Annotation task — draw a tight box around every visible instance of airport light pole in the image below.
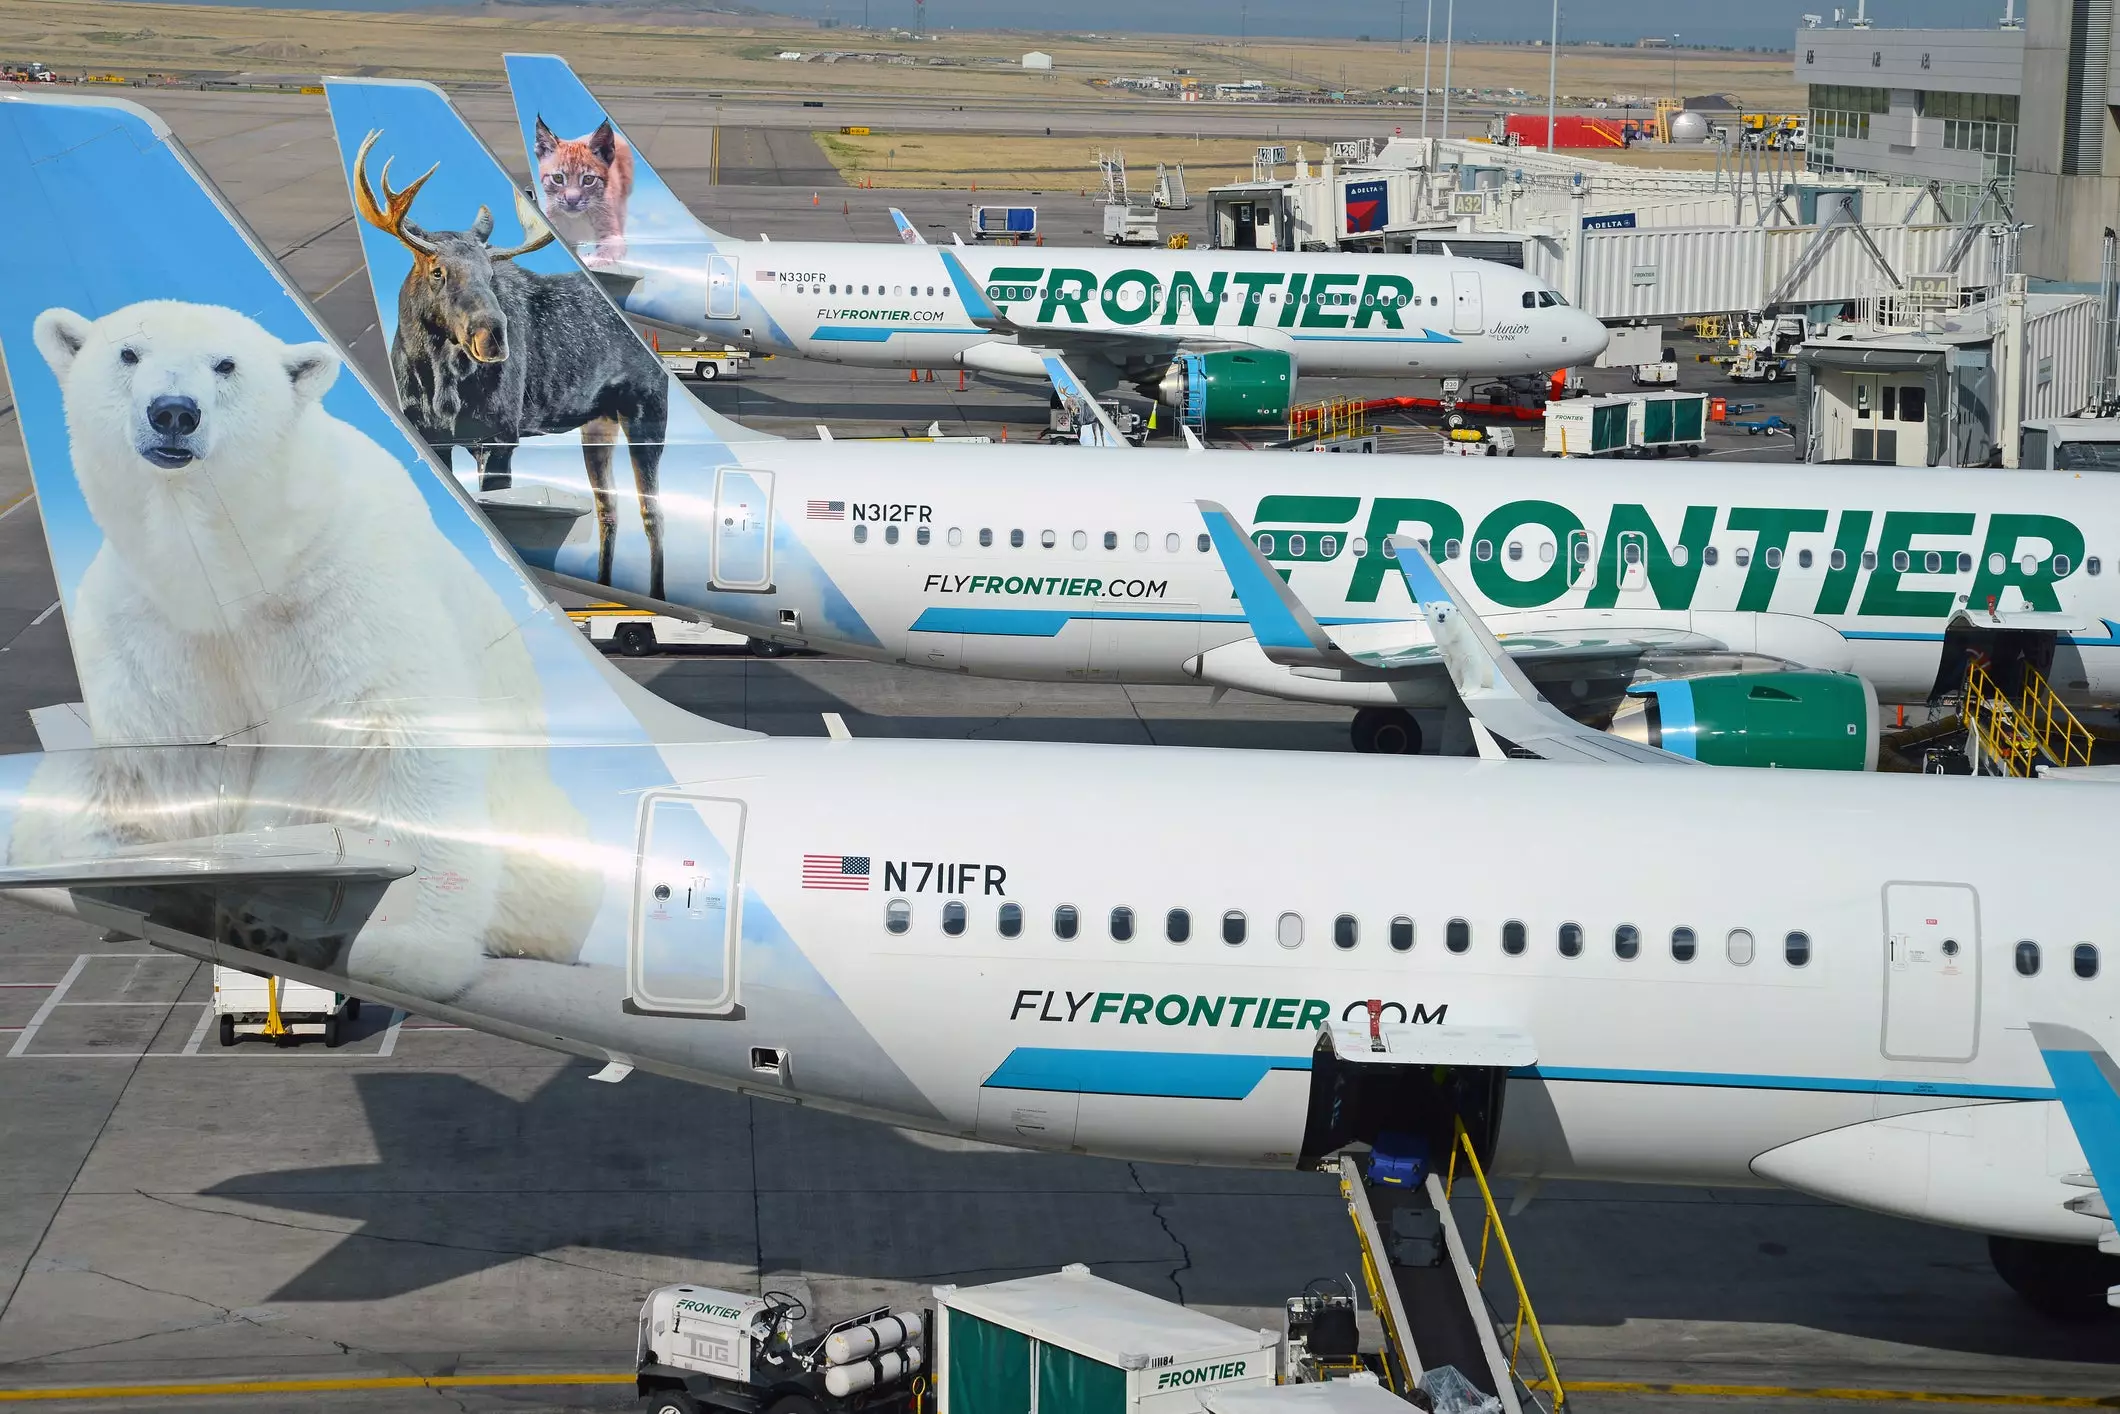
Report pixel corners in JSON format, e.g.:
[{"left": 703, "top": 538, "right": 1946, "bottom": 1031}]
[
  {"left": 1420, "top": 0, "right": 1434, "bottom": 140},
  {"left": 1545, "top": 0, "right": 1559, "bottom": 150},
  {"left": 1440, "top": 0, "right": 1455, "bottom": 143}
]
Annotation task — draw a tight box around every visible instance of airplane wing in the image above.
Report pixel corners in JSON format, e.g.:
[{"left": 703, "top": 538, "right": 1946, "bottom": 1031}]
[
  {"left": 0, "top": 825, "right": 416, "bottom": 891},
  {"left": 2029, "top": 1024, "right": 2120, "bottom": 1256},
  {"left": 1389, "top": 538, "right": 1695, "bottom": 766},
  {"left": 937, "top": 249, "right": 1253, "bottom": 374},
  {"left": 889, "top": 208, "right": 926, "bottom": 245}
]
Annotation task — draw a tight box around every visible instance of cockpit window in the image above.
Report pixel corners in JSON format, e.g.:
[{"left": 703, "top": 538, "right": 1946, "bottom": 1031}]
[
  {"left": 1522, "top": 291, "right": 1537, "bottom": 309},
  {"left": 1537, "top": 290, "right": 1560, "bottom": 307}
]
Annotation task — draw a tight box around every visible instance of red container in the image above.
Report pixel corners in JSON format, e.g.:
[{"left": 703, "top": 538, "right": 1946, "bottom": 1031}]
[{"left": 1505, "top": 114, "right": 1627, "bottom": 149}]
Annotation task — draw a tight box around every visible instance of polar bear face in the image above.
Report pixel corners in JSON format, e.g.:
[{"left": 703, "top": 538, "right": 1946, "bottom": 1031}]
[{"left": 34, "top": 300, "right": 340, "bottom": 485}]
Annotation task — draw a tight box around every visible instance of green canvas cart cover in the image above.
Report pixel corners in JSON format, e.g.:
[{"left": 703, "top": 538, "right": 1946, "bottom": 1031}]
[
  {"left": 1642, "top": 397, "right": 1674, "bottom": 444},
  {"left": 1037, "top": 1340, "right": 1128, "bottom": 1414},
  {"left": 1674, "top": 396, "right": 1704, "bottom": 440},
  {"left": 949, "top": 1310, "right": 1032, "bottom": 1414},
  {"left": 1592, "top": 401, "right": 1627, "bottom": 450}
]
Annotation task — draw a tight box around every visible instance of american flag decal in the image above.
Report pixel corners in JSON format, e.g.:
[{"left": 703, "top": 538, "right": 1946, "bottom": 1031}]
[
  {"left": 803, "top": 854, "right": 871, "bottom": 890},
  {"left": 756, "top": 270, "right": 777, "bottom": 280},
  {"left": 808, "top": 500, "right": 846, "bottom": 520}
]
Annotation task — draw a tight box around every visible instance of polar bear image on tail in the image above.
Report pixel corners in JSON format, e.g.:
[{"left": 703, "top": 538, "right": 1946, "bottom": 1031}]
[{"left": 13, "top": 298, "right": 602, "bottom": 1000}]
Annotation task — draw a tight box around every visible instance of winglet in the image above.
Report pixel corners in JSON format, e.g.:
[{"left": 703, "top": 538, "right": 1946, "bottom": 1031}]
[
  {"left": 1389, "top": 539, "right": 1690, "bottom": 766},
  {"left": 890, "top": 207, "right": 926, "bottom": 245},
  {"left": 939, "top": 248, "right": 1005, "bottom": 327},
  {"left": 1196, "top": 502, "right": 1357, "bottom": 669},
  {"left": 2030, "top": 1023, "right": 2120, "bottom": 1260},
  {"left": 1041, "top": 353, "right": 1130, "bottom": 448}
]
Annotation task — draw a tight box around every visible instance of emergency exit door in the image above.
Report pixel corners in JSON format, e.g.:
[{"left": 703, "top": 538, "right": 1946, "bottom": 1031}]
[
  {"left": 707, "top": 255, "right": 740, "bottom": 320},
  {"left": 630, "top": 793, "right": 746, "bottom": 1016},
  {"left": 712, "top": 468, "right": 774, "bottom": 591},
  {"left": 1451, "top": 270, "right": 1485, "bottom": 334},
  {"left": 1881, "top": 882, "right": 1980, "bottom": 1062}
]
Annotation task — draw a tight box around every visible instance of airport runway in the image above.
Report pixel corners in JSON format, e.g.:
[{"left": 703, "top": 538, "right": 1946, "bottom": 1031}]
[{"left": 0, "top": 86, "right": 1937, "bottom": 1412}]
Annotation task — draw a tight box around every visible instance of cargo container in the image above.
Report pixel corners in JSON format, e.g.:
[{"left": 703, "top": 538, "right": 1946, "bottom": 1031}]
[
  {"left": 935, "top": 1266, "right": 1277, "bottom": 1414},
  {"left": 973, "top": 206, "right": 1038, "bottom": 239},
  {"left": 1543, "top": 394, "right": 1632, "bottom": 456},
  {"left": 1631, "top": 391, "right": 1709, "bottom": 454}
]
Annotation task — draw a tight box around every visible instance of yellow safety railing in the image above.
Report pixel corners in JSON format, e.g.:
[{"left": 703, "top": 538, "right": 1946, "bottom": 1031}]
[
  {"left": 1444, "top": 1120, "right": 1565, "bottom": 1411},
  {"left": 1334, "top": 1164, "right": 1416, "bottom": 1396},
  {"left": 1288, "top": 396, "right": 1369, "bottom": 444},
  {"left": 1963, "top": 658, "right": 2095, "bottom": 777}
]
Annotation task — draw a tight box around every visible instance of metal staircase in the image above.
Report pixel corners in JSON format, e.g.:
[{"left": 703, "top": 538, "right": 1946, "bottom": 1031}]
[{"left": 1962, "top": 657, "right": 2096, "bottom": 777}]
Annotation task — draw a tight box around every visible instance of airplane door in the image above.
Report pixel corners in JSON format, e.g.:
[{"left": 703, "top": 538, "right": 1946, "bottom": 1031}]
[
  {"left": 1566, "top": 528, "right": 1595, "bottom": 588},
  {"left": 1881, "top": 882, "right": 1980, "bottom": 1062},
  {"left": 630, "top": 793, "right": 745, "bottom": 1017},
  {"left": 1451, "top": 270, "right": 1484, "bottom": 334},
  {"left": 713, "top": 468, "right": 774, "bottom": 591},
  {"left": 707, "top": 255, "right": 741, "bottom": 321}
]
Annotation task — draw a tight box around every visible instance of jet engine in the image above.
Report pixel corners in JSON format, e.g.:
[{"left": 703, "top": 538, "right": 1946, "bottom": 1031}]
[
  {"left": 1145, "top": 350, "right": 1294, "bottom": 425},
  {"left": 1608, "top": 671, "right": 1880, "bottom": 771}
]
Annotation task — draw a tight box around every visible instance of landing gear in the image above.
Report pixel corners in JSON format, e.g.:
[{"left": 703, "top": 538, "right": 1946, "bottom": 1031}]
[
  {"left": 1351, "top": 707, "right": 1422, "bottom": 755},
  {"left": 1989, "top": 1235, "right": 2120, "bottom": 1319}
]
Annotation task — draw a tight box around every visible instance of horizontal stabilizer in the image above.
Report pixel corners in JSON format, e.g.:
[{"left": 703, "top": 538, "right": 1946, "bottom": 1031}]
[
  {"left": 1196, "top": 501, "right": 1360, "bottom": 670},
  {"left": 1390, "top": 539, "right": 1691, "bottom": 766},
  {"left": 0, "top": 826, "right": 415, "bottom": 891}
]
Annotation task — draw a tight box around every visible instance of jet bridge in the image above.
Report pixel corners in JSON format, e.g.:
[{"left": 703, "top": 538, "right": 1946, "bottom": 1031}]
[{"left": 1297, "top": 1018, "right": 1562, "bottom": 1410}]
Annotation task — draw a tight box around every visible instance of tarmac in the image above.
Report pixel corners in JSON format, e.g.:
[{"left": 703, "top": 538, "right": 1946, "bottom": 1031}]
[{"left": 0, "top": 87, "right": 2079, "bottom": 1414}]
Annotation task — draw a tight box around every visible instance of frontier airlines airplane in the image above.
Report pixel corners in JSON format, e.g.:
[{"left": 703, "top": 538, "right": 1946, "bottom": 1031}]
[
  {"left": 329, "top": 78, "right": 2120, "bottom": 767},
  {"left": 5, "top": 91, "right": 2120, "bottom": 1318},
  {"left": 499, "top": 54, "right": 1608, "bottom": 421}
]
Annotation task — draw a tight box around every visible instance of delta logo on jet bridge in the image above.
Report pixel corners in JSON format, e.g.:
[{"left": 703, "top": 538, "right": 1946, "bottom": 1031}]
[
  {"left": 1253, "top": 496, "right": 2089, "bottom": 615},
  {"left": 980, "top": 265, "right": 1436, "bottom": 332}
]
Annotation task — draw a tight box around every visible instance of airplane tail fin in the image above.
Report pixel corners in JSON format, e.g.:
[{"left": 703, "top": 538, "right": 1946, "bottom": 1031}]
[
  {"left": 504, "top": 54, "right": 735, "bottom": 248},
  {"left": 0, "top": 90, "right": 741, "bottom": 751}
]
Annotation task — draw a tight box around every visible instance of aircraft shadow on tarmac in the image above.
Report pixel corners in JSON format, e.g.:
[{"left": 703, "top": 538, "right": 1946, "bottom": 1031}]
[
  {"left": 198, "top": 1057, "right": 2120, "bottom": 1365},
  {"left": 686, "top": 380, "right": 1053, "bottom": 430}
]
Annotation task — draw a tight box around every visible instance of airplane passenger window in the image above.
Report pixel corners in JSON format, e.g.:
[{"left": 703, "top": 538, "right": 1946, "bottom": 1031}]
[
  {"left": 1893, "top": 551, "right": 1910, "bottom": 572},
  {"left": 2057, "top": 554, "right": 2073, "bottom": 574},
  {"left": 1136, "top": 533, "right": 1151, "bottom": 552},
  {"left": 1111, "top": 907, "right": 1136, "bottom": 942},
  {"left": 1924, "top": 551, "right": 1942, "bottom": 574},
  {"left": 1054, "top": 904, "right": 1078, "bottom": 939},
  {"left": 1557, "top": 923, "right": 1583, "bottom": 957},
  {"left": 829, "top": 284, "right": 838, "bottom": 294},
  {"left": 1830, "top": 549, "right": 1846, "bottom": 570},
  {"left": 2091, "top": 558, "right": 2103, "bottom": 576},
  {"left": 1353, "top": 537, "right": 1371, "bottom": 559},
  {"left": 1798, "top": 549, "right": 1812, "bottom": 569},
  {"left": 1447, "top": 918, "right": 1470, "bottom": 952},
  {"left": 1277, "top": 912, "right": 1304, "bottom": 949},
  {"left": 1042, "top": 530, "right": 1057, "bottom": 548},
  {"left": 854, "top": 524, "right": 868, "bottom": 544},
  {"left": 917, "top": 526, "right": 931, "bottom": 546},
  {"left": 929, "top": 287, "right": 937, "bottom": 296},
  {"left": 947, "top": 527, "right": 963, "bottom": 547},
  {"left": 1614, "top": 924, "right": 1640, "bottom": 959},
  {"left": 1011, "top": 529, "right": 1025, "bottom": 548},
  {"left": 1864, "top": 550, "right": 1879, "bottom": 570},
  {"left": 1784, "top": 931, "right": 1810, "bottom": 966},
  {"left": 1734, "top": 546, "right": 1751, "bottom": 568},
  {"left": 1671, "top": 926, "right": 1697, "bottom": 961},
  {"left": 885, "top": 898, "right": 911, "bottom": 935},
  {"left": 1502, "top": 921, "right": 1526, "bottom": 956},
  {"left": 1703, "top": 546, "right": 1718, "bottom": 566},
  {"left": 2015, "top": 941, "right": 2039, "bottom": 975},
  {"left": 1390, "top": 917, "right": 1415, "bottom": 952},
  {"left": 1445, "top": 539, "right": 1462, "bottom": 559},
  {"left": 1223, "top": 910, "right": 1247, "bottom": 945},
  {"left": 1167, "top": 909, "right": 1191, "bottom": 943},
  {"left": 999, "top": 902, "right": 1023, "bottom": 938},
  {"left": 2020, "top": 553, "right": 2039, "bottom": 575},
  {"left": 862, "top": 285, "right": 870, "bottom": 294},
  {"left": 1334, "top": 915, "right": 1358, "bottom": 950},
  {"left": 1165, "top": 533, "right": 1179, "bottom": 553},
  {"left": 1073, "top": 530, "right": 1089, "bottom": 551},
  {"left": 1475, "top": 540, "right": 1494, "bottom": 561},
  {"left": 1104, "top": 531, "right": 1118, "bottom": 550},
  {"left": 1726, "top": 928, "right": 1756, "bottom": 966},
  {"left": 1258, "top": 534, "right": 1276, "bottom": 556},
  {"left": 1507, "top": 541, "right": 1523, "bottom": 561},
  {"left": 1321, "top": 535, "right": 1339, "bottom": 558},
  {"left": 885, "top": 525, "right": 900, "bottom": 545},
  {"left": 1764, "top": 547, "right": 1781, "bottom": 569},
  {"left": 2075, "top": 943, "right": 2099, "bottom": 979},
  {"left": 1199, "top": 534, "right": 1212, "bottom": 552},
  {"left": 942, "top": 900, "right": 966, "bottom": 937}
]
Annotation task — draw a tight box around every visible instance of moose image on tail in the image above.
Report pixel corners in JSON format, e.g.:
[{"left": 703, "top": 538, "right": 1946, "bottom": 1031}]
[{"left": 353, "top": 130, "right": 668, "bottom": 598}]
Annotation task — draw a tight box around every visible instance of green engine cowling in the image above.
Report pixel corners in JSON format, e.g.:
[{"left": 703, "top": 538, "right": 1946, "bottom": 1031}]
[
  {"left": 1609, "top": 671, "right": 1880, "bottom": 771},
  {"left": 1148, "top": 350, "right": 1294, "bottom": 425}
]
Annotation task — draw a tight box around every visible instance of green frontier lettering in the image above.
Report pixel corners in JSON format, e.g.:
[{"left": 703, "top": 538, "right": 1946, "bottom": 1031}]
[
  {"left": 1470, "top": 500, "right": 1585, "bottom": 608},
  {"left": 1101, "top": 268, "right": 1159, "bottom": 327},
  {"left": 1859, "top": 510, "right": 1977, "bottom": 617},
  {"left": 1253, "top": 494, "right": 1362, "bottom": 567},
  {"left": 1277, "top": 273, "right": 1308, "bottom": 329},
  {"left": 1163, "top": 270, "right": 1230, "bottom": 328},
  {"left": 1231, "top": 271, "right": 1281, "bottom": 328},
  {"left": 1814, "top": 510, "right": 1873, "bottom": 616},
  {"left": 1355, "top": 274, "right": 1414, "bottom": 330},
  {"left": 1585, "top": 504, "right": 1715, "bottom": 609},
  {"left": 1301, "top": 272, "right": 1361, "bottom": 330},
  {"left": 1727, "top": 507, "right": 1829, "bottom": 612},
  {"left": 1970, "top": 513, "right": 2086, "bottom": 613},
  {"left": 1157, "top": 1362, "right": 1249, "bottom": 1390},
  {"left": 1347, "top": 497, "right": 1465, "bottom": 602},
  {"left": 988, "top": 265, "right": 1044, "bottom": 319},
  {"left": 1038, "top": 267, "right": 1096, "bottom": 325}
]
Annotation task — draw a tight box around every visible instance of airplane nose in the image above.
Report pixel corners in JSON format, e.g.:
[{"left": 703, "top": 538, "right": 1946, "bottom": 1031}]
[{"left": 1572, "top": 312, "right": 1610, "bottom": 359}]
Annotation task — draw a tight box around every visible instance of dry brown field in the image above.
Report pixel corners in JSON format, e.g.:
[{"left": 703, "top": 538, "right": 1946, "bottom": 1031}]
[
  {"left": 815, "top": 132, "right": 1300, "bottom": 190},
  {"left": 0, "top": 0, "right": 1801, "bottom": 111}
]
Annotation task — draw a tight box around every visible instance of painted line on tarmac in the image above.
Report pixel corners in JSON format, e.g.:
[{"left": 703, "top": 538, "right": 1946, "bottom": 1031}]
[
  {"left": 1572, "top": 1381, "right": 2120, "bottom": 1407},
  {"left": 0, "top": 492, "right": 34, "bottom": 521},
  {"left": 0, "top": 1372, "right": 634, "bottom": 1402}
]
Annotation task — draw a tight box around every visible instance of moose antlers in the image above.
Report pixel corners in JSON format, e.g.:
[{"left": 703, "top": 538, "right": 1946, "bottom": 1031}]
[
  {"left": 353, "top": 129, "right": 438, "bottom": 257},
  {"left": 485, "top": 191, "right": 557, "bottom": 263}
]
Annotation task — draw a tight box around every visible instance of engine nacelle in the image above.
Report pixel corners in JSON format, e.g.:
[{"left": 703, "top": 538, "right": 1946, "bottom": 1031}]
[
  {"left": 1147, "top": 350, "right": 1294, "bottom": 425},
  {"left": 1608, "top": 670, "right": 1880, "bottom": 770}
]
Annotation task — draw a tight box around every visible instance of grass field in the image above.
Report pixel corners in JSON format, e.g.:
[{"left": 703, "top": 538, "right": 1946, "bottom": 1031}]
[{"left": 0, "top": 0, "right": 1804, "bottom": 112}]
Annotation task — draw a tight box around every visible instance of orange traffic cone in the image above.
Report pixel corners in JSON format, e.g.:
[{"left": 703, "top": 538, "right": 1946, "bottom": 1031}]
[
  {"left": 1000, "top": 424, "right": 1007, "bottom": 441},
  {"left": 843, "top": 200, "right": 850, "bottom": 215},
  {"left": 812, "top": 192, "right": 819, "bottom": 206},
  {"left": 908, "top": 368, "right": 919, "bottom": 383}
]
